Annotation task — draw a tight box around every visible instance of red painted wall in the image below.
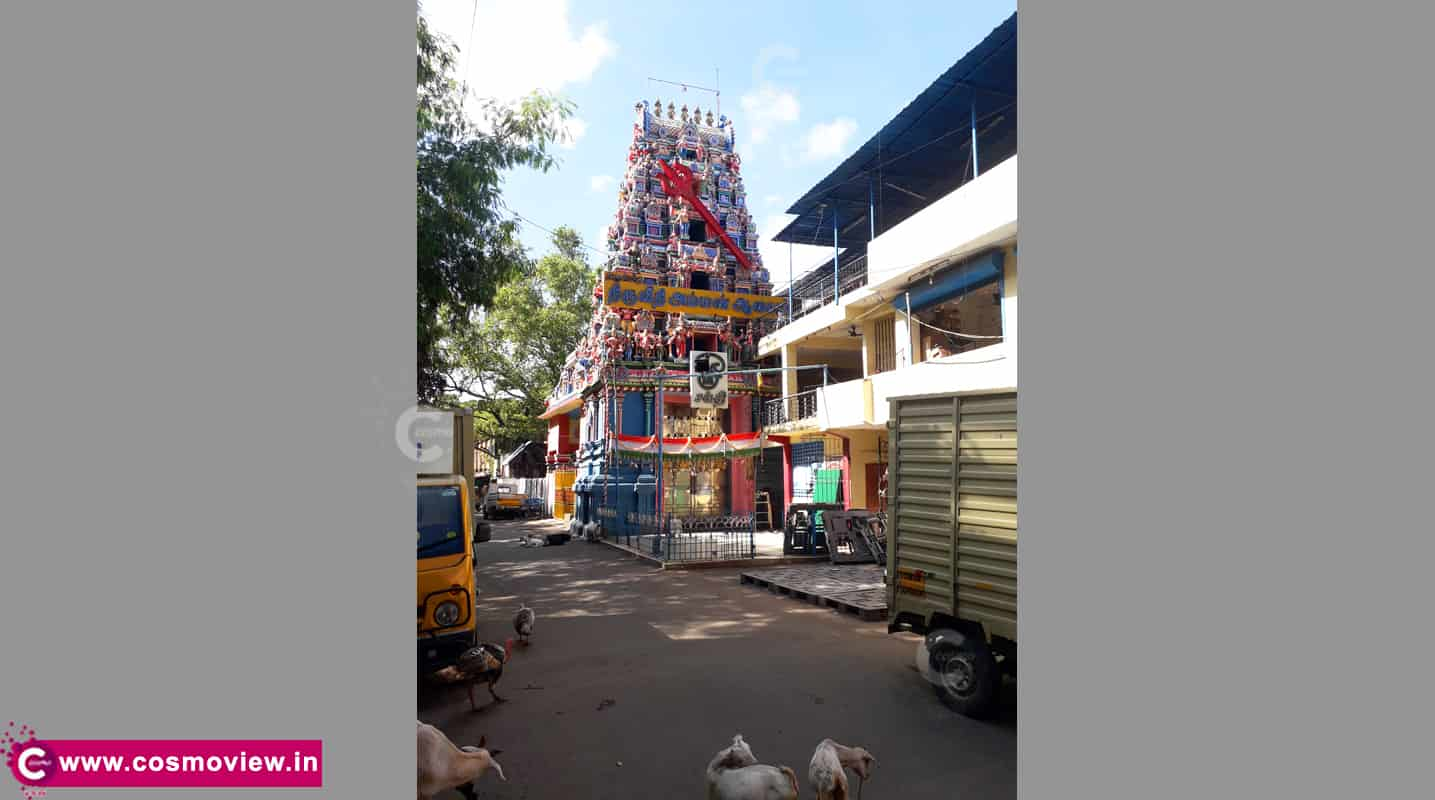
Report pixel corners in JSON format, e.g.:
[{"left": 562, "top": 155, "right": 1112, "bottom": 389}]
[
  {"left": 547, "top": 414, "right": 577, "bottom": 460},
  {"left": 728, "top": 394, "right": 753, "bottom": 513}
]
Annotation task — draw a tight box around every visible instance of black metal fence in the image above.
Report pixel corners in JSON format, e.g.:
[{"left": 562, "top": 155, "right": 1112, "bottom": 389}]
[
  {"left": 607, "top": 505, "right": 756, "bottom": 563},
  {"left": 664, "top": 512, "right": 756, "bottom": 561}
]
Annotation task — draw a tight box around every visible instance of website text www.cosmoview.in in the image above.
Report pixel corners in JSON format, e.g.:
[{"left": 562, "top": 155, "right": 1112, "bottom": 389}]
[{"left": 7, "top": 739, "right": 323, "bottom": 789}]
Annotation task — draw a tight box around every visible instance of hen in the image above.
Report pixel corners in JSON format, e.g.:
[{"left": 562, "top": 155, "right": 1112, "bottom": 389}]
[{"left": 513, "top": 603, "right": 535, "bottom": 646}]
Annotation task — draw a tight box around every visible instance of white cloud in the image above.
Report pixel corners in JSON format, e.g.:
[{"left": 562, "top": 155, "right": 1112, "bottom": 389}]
[
  {"left": 593, "top": 225, "right": 611, "bottom": 254},
  {"left": 763, "top": 194, "right": 783, "bottom": 208},
  {"left": 422, "top": 0, "right": 616, "bottom": 106},
  {"left": 739, "top": 84, "right": 800, "bottom": 145},
  {"left": 559, "top": 117, "right": 589, "bottom": 149},
  {"left": 760, "top": 213, "right": 793, "bottom": 241},
  {"left": 589, "top": 174, "right": 616, "bottom": 193},
  {"left": 801, "top": 117, "right": 858, "bottom": 162},
  {"left": 756, "top": 212, "right": 833, "bottom": 288}
]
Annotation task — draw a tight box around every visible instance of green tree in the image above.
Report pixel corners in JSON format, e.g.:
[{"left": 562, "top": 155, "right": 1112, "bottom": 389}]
[
  {"left": 440, "top": 226, "right": 596, "bottom": 459},
  {"left": 417, "top": 4, "right": 574, "bottom": 401}
]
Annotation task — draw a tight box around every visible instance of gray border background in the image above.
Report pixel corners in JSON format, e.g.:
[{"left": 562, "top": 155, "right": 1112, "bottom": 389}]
[
  {"left": 0, "top": 2, "right": 413, "bottom": 798},
  {"left": 2, "top": 1, "right": 1432, "bottom": 798},
  {"left": 1022, "top": 1, "right": 1432, "bottom": 796}
]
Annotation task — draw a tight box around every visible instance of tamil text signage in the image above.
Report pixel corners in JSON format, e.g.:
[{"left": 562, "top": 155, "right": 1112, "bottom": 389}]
[{"left": 603, "top": 273, "right": 784, "bottom": 319}]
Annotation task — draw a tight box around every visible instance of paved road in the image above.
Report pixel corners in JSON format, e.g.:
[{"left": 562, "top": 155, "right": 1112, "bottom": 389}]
[{"left": 418, "top": 517, "right": 1015, "bottom": 799}]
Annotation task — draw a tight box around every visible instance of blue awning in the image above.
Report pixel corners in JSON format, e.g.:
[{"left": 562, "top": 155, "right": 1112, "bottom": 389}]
[{"left": 892, "top": 250, "right": 1004, "bottom": 315}]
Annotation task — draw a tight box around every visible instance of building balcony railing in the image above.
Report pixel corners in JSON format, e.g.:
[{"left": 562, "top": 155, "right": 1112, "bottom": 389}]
[
  {"left": 762, "top": 389, "right": 819, "bottom": 429},
  {"left": 771, "top": 254, "right": 868, "bottom": 328}
]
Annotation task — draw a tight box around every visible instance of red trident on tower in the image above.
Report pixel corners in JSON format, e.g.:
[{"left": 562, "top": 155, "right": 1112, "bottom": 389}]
[{"left": 655, "top": 159, "right": 753, "bottom": 273}]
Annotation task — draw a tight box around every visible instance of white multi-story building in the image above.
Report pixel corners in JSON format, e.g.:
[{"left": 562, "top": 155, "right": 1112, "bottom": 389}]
[{"left": 753, "top": 13, "right": 1017, "bottom": 519}]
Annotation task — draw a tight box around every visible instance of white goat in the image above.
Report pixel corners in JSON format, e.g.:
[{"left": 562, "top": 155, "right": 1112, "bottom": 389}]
[
  {"left": 808, "top": 739, "right": 876, "bottom": 800},
  {"left": 706, "top": 734, "right": 799, "bottom": 800},
  {"left": 417, "top": 720, "right": 506, "bottom": 800}
]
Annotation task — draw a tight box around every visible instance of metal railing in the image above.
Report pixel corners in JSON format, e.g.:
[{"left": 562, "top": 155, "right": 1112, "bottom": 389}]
[
  {"left": 772, "top": 254, "right": 869, "bottom": 328},
  {"left": 838, "top": 253, "right": 870, "bottom": 296},
  {"left": 617, "top": 508, "right": 756, "bottom": 562},
  {"left": 762, "top": 389, "right": 819, "bottom": 428}
]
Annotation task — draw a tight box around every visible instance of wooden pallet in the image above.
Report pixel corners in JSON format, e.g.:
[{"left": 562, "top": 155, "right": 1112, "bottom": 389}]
[{"left": 739, "top": 564, "right": 887, "bottom": 621}]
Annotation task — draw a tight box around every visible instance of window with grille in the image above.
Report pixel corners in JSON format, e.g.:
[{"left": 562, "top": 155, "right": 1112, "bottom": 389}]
[{"left": 872, "top": 315, "right": 896, "bottom": 375}]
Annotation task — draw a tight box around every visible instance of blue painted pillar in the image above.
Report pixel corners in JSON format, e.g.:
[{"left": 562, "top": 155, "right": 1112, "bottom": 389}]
[
  {"left": 868, "top": 174, "right": 876, "bottom": 240},
  {"left": 603, "top": 386, "right": 614, "bottom": 533},
  {"left": 622, "top": 391, "right": 646, "bottom": 437},
  {"left": 655, "top": 368, "right": 665, "bottom": 529},
  {"left": 971, "top": 101, "right": 979, "bottom": 178}
]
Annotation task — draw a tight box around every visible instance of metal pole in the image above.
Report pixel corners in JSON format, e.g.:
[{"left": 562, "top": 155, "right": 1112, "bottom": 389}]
[
  {"left": 603, "top": 384, "right": 612, "bottom": 539},
  {"left": 655, "top": 366, "right": 664, "bottom": 556},
  {"left": 999, "top": 270, "right": 1006, "bottom": 339},
  {"left": 903, "top": 290, "right": 912, "bottom": 367},
  {"left": 868, "top": 175, "right": 876, "bottom": 241},
  {"left": 787, "top": 242, "right": 793, "bottom": 320},
  {"left": 832, "top": 205, "right": 840, "bottom": 303},
  {"left": 971, "top": 100, "right": 979, "bottom": 178}
]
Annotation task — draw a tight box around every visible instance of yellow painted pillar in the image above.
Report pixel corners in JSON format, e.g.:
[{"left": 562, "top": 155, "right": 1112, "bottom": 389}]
[{"left": 781, "top": 342, "right": 799, "bottom": 397}]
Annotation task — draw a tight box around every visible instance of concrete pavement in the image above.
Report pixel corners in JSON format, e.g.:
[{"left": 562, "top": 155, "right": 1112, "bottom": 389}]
[{"left": 418, "top": 517, "right": 1015, "bottom": 799}]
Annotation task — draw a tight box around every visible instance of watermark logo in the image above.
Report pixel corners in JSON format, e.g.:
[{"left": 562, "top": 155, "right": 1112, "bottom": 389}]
[
  {"left": 395, "top": 406, "right": 451, "bottom": 464},
  {"left": 14, "top": 746, "right": 53, "bottom": 784},
  {"left": 4, "top": 724, "right": 51, "bottom": 799}
]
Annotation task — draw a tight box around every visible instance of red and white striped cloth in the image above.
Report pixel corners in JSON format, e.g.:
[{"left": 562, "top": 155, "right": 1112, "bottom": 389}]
[{"left": 613, "top": 430, "right": 765, "bottom": 457}]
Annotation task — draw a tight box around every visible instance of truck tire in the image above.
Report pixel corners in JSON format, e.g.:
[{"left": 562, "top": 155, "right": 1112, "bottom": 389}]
[{"left": 928, "top": 629, "right": 1000, "bottom": 719}]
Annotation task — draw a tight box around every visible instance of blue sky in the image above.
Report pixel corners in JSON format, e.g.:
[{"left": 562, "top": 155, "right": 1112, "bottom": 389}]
[{"left": 422, "top": 0, "right": 1015, "bottom": 283}]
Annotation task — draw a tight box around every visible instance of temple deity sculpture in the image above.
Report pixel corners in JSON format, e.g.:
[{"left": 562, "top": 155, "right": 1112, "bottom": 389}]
[{"left": 666, "top": 312, "right": 689, "bottom": 361}]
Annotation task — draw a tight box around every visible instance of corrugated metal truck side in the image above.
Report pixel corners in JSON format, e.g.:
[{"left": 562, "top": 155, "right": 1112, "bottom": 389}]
[
  {"left": 887, "top": 391, "right": 1016, "bottom": 718},
  {"left": 413, "top": 407, "right": 475, "bottom": 480}
]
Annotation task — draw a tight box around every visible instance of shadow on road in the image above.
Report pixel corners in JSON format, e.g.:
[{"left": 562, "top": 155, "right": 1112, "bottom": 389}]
[{"left": 417, "top": 517, "right": 1016, "bottom": 799}]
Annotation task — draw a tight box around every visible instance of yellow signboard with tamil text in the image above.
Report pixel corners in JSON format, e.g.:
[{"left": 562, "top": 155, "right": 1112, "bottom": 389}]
[{"left": 602, "top": 273, "right": 784, "bottom": 319}]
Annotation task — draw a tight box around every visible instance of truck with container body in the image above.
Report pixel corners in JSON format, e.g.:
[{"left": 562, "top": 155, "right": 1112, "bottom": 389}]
[{"left": 886, "top": 391, "right": 1017, "bottom": 718}]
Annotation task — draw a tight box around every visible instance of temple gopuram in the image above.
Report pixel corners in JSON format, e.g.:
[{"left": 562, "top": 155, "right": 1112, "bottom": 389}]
[{"left": 540, "top": 99, "right": 785, "bottom": 556}]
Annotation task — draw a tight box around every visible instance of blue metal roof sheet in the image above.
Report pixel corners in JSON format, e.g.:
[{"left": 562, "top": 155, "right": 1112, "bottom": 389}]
[{"left": 773, "top": 12, "right": 1017, "bottom": 251}]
